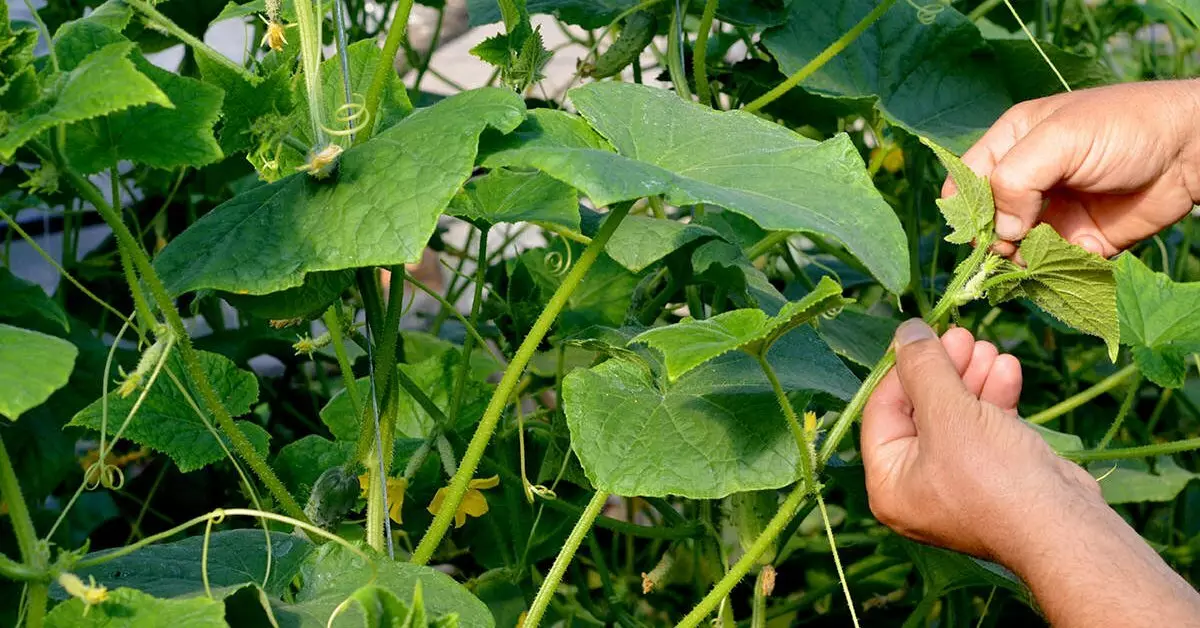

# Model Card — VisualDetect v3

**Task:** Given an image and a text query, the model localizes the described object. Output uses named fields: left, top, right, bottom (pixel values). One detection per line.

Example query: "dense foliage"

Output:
left=2, top=0, right=1200, bottom=626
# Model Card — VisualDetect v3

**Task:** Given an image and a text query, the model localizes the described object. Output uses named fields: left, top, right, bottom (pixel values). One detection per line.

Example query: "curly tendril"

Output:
left=321, top=94, right=370, bottom=138
left=906, top=0, right=952, bottom=25
left=544, top=239, right=574, bottom=277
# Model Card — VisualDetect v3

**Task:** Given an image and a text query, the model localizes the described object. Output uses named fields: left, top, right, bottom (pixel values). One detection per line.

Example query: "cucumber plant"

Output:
left=1, top=0, right=1199, bottom=626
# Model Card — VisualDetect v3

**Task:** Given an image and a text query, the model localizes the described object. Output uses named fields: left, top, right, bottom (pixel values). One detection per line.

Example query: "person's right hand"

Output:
left=947, top=80, right=1200, bottom=258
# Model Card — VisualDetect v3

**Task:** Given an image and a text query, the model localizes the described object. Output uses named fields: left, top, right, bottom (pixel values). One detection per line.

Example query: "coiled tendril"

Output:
left=544, top=238, right=574, bottom=277
left=906, top=0, right=952, bottom=25
left=321, top=93, right=370, bottom=138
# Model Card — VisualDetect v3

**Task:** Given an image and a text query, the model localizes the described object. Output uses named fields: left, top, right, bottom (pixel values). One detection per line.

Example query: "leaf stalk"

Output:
left=524, top=490, right=610, bottom=627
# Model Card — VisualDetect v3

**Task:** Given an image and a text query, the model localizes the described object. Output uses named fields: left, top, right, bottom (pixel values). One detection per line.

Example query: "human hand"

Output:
left=946, top=81, right=1200, bottom=258
left=860, top=320, right=1102, bottom=566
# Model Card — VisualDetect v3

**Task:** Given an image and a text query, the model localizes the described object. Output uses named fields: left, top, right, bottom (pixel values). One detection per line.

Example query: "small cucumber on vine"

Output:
left=304, top=465, right=361, bottom=529
left=581, top=11, right=658, bottom=79
left=729, top=489, right=779, bottom=566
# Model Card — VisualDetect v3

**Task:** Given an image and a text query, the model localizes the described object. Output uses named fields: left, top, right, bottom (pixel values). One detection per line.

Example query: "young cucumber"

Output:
left=583, top=11, right=658, bottom=79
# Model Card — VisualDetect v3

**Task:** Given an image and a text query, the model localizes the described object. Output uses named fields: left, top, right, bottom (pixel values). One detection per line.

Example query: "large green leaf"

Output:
left=564, top=327, right=858, bottom=498
left=1115, top=254, right=1200, bottom=388
left=68, top=530, right=315, bottom=600
left=46, top=588, right=226, bottom=628
left=1093, top=457, right=1199, bottom=505
left=1164, top=0, right=1200, bottom=28
left=0, top=324, right=78, bottom=420
left=504, top=242, right=642, bottom=337
left=631, top=276, right=849, bottom=381
left=0, top=267, right=68, bottom=330
left=155, top=88, right=525, bottom=296
left=483, top=82, right=910, bottom=293
left=762, top=1, right=1010, bottom=153
left=922, top=137, right=994, bottom=244
left=0, top=42, right=171, bottom=160
left=717, top=0, right=793, bottom=27
left=987, top=224, right=1119, bottom=360
left=70, top=350, right=267, bottom=472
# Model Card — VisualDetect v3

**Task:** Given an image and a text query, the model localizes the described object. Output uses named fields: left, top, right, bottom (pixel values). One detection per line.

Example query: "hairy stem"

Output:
left=0, top=436, right=40, bottom=571
left=33, top=142, right=307, bottom=523
left=448, top=229, right=489, bottom=425
left=666, top=0, right=692, bottom=100
left=358, top=0, right=416, bottom=145
left=744, top=0, right=899, bottom=112
left=525, top=490, right=610, bottom=627
left=692, top=0, right=719, bottom=107
left=1027, top=364, right=1139, bottom=425
left=1063, top=437, right=1200, bottom=463
left=324, top=307, right=364, bottom=423
left=1096, top=372, right=1141, bottom=450
left=410, top=203, right=632, bottom=565
left=125, top=0, right=255, bottom=81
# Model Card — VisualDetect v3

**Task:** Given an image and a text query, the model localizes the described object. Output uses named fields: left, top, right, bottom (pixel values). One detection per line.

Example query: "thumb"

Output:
left=893, top=320, right=973, bottom=428
left=989, top=121, right=1081, bottom=241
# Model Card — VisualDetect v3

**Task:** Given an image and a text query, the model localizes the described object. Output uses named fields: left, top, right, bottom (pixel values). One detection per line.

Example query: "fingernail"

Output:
left=895, top=319, right=935, bottom=347
left=994, top=213, right=1024, bottom=241
left=1073, top=235, right=1103, bottom=256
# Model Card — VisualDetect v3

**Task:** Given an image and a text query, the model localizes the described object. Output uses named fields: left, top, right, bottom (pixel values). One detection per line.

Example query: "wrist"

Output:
left=1174, top=79, right=1200, bottom=204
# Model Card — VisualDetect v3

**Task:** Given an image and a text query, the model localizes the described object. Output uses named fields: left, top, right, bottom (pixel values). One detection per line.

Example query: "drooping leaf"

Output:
left=0, top=267, right=68, bottom=330
left=0, top=42, right=171, bottom=160
left=1115, top=254, right=1200, bottom=388
left=1093, top=458, right=1199, bottom=505
left=605, top=215, right=725, bottom=273
left=921, top=137, right=995, bottom=244
left=447, top=168, right=580, bottom=230
left=69, top=350, right=267, bottom=472
left=564, top=327, right=859, bottom=498
left=483, top=82, right=910, bottom=293
left=45, top=588, right=227, bottom=628
left=762, top=1, right=1011, bottom=153
left=630, top=277, right=849, bottom=381
left=155, top=88, right=526, bottom=296
left=0, top=324, right=78, bottom=420
left=222, top=269, right=355, bottom=322
left=987, top=224, right=1119, bottom=360
left=897, top=538, right=1029, bottom=603
left=67, top=530, right=315, bottom=600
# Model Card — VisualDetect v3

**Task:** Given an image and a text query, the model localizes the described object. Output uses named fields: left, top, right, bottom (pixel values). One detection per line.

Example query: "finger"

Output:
left=941, top=327, right=976, bottom=375
left=893, top=320, right=972, bottom=427
left=990, top=240, right=1017, bottom=258
left=1041, top=195, right=1121, bottom=257
left=862, top=369, right=916, bottom=450
left=989, top=119, right=1087, bottom=241
left=962, top=340, right=999, bottom=396
left=941, top=111, right=1026, bottom=198
left=980, top=354, right=1023, bottom=413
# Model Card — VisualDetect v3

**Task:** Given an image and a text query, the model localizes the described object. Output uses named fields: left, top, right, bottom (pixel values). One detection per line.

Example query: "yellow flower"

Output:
left=58, top=573, right=108, bottom=615
left=260, top=19, right=290, bottom=51
left=427, top=475, right=500, bottom=528
left=358, top=473, right=407, bottom=524
left=870, top=145, right=905, bottom=174
left=803, top=410, right=819, bottom=437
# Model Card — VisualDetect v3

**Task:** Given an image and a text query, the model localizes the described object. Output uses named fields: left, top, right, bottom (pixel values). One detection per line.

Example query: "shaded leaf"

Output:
left=1093, top=458, right=1199, bottom=505
left=223, top=269, right=355, bottom=322
left=274, top=435, right=356, bottom=501
left=70, top=350, right=266, bottom=472
left=448, top=168, right=580, bottom=230
left=817, top=308, right=899, bottom=367
left=467, top=0, right=637, bottom=28
left=155, top=88, right=526, bottom=296
left=46, top=588, right=226, bottom=628
left=0, top=267, right=68, bottom=330
left=987, top=224, right=1119, bottom=360
left=483, top=82, right=910, bottom=293
left=921, top=137, right=994, bottom=244
left=1115, top=254, right=1200, bottom=388
left=605, top=215, right=724, bottom=273
left=0, top=324, right=78, bottom=420
left=989, top=39, right=1113, bottom=101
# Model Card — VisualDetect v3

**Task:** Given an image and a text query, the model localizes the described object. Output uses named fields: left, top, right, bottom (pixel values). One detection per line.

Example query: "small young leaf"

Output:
left=921, top=136, right=995, bottom=244
left=986, top=224, right=1119, bottom=360
left=1114, top=253, right=1200, bottom=388
left=631, top=276, right=850, bottom=381
left=605, top=215, right=724, bottom=273
left=46, top=588, right=227, bottom=628
left=195, top=50, right=293, bottom=155
left=70, top=350, right=264, bottom=472
left=0, top=42, right=171, bottom=160
left=0, top=324, right=78, bottom=420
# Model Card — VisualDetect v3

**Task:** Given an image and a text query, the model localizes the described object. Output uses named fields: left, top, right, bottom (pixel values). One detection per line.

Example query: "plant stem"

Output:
left=818, top=349, right=895, bottom=464
left=359, top=0, right=416, bottom=145
left=676, top=483, right=810, bottom=627
left=745, top=231, right=790, bottom=261
left=1063, top=437, right=1200, bottom=463
left=693, top=0, right=719, bottom=107
left=744, top=0, right=899, bottom=113
left=33, top=142, right=307, bottom=523
left=410, top=203, right=632, bottom=565
left=666, top=0, right=692, bottom=100
left=751, top=568, right=768, bottom=628
left=26, top=583, right=48, bottom=628
left=0, top=554, right=40, bottom=581
left=1027, top=364, right=1139, bottom=425
left=125, top=0, right=255, bottom=81
left=1096, top=372, right=1141, bottom=450
left=968, top=0, right=1006, bottom=21
left=448, top=230, right=489, bottom=424
left=324, top=307, right=364, bottom=423
left=525, top=490, right=610, bottom=627
left=0, top=436, right=40, bottom=571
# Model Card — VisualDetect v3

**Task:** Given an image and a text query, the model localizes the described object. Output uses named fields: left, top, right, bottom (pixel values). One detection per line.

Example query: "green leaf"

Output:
left=631, top=277, right=849, bottom=381
left=987, top=224, right=1119, bottom=361
left=223, top=269, right=355, bottom=322
left=0, top=267, right=68, bottom=330
left=69, top=350, right=266, bottom=472
left=0, top=324, right=78, bottom=420
left=605, top=215, right=724, bottom=273
left=46, top=588, right=226, bottom=628
left=64, top=53, right=224, bottom=173
left=1115, top=254, right=1200, bottom=388
left=717, top=0, right=793, bottom=27
left=921, top=137, right=995, bottom=244
left=212, top=0, right=329, bottom=23
left=67, top=530, right=315, bottom=600
left=195, top=50, right=293, bottom=155
left=897, top=538, right=1029, bottom=602
left=762, top=1, right=1010, bottom=153
left=0, top=42, right=171, bottom=160
left=817, top=308, right=899, bottom=367
left=483, top=82, right=909, bottom=293
left=564, top=327, right=858, bottom=498
left=1093, top=457, right=1199, bottom=505
left=692, top=240, right=787, bottom=313
left=467, top=0, right=638, bottom=28
left=297, top=40, right=414, bottom=144
left=988, top=39, right=1113, bottom=101
left=1164, top=0, right=1200, bottom=28
left=155, top=88, right=526, bottom=296
left=1030, top=423, right=1084, bottom=454
left=447, top=168, right=580, bottom=230
left=267, top=543, right=493, bottom=627
left=274, top=435, right=356, bottom=501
